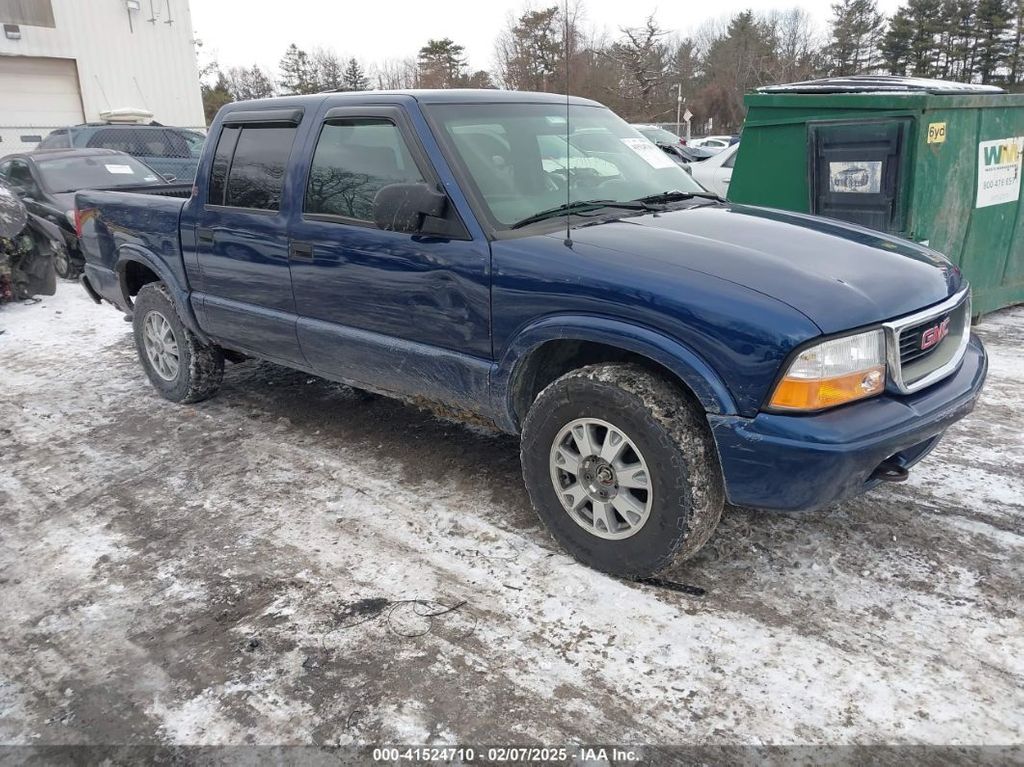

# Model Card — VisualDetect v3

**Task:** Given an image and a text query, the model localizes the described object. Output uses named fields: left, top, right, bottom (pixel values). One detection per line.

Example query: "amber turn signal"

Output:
left=769, top=329, right=887, bottom=412
left=770, top=366, right=885, bottom=410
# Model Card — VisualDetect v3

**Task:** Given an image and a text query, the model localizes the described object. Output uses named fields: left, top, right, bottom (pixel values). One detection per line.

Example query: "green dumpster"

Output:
left=728, top=76, right=1024, bottom=316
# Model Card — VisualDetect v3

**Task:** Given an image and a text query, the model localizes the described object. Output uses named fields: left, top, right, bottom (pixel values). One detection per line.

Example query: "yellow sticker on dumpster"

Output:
left=927, top=122, right=947, bottom=144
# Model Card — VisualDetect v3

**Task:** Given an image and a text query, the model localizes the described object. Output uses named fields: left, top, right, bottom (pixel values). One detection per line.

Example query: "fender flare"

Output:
left=115, top=245, right=210, bottom=344
left=494, top=315, right=737, bottom=429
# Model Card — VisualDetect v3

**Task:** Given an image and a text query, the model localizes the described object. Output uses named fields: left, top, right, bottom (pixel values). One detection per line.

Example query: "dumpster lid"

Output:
left=757, top=75, right=1005, bottom=95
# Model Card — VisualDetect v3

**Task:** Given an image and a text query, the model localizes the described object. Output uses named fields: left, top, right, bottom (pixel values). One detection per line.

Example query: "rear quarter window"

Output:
left=212, top=125, right=296, bottom=211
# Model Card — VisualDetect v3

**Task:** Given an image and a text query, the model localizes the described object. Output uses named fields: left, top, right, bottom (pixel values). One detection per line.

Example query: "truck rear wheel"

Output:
left=132, top=282, right=223, bottom=404
left=520, top=363, right=724, bottom=578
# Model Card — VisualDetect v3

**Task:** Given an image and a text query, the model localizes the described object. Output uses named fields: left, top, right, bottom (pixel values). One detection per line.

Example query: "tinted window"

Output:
left=35, top=155, right=161, bottom=193
left=87, top=128, right=175, bottom=158
left=225, top=126, right=295, bottom=211
left=304, top=119, right=425, bottom=221
left=39, top=130, right=70, bottom=149
left=723, top=150, right=737, bottom=169
left=208, top=126, right=239, bottom=206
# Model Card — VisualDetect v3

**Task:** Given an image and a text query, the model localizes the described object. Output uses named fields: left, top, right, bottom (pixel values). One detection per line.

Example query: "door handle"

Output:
left=289, top=241, right=314, bottom=260
left=197, top=227, right=215, bottom=244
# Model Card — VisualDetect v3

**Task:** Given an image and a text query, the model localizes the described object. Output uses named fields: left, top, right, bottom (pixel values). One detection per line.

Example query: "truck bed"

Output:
left=75, top=188, right=190, bottom=309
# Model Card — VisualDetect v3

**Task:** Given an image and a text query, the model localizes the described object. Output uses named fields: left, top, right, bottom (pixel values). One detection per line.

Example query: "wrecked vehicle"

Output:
left=0, top=182, right=57, bottom=303
left=75, top=91, right=987, bottom=577
left=0, top=149, right=190, bottom=279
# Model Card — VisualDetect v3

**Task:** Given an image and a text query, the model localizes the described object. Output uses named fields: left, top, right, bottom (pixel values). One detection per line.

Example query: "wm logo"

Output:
left=984, top=140, right=1022, bottom=166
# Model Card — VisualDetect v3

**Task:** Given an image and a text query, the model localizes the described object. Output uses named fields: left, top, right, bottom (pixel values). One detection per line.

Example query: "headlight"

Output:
left=769, top=329, right=886, bottom=411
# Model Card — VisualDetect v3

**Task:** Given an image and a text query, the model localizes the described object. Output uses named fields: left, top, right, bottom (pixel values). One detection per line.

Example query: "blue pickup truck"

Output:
left=75, top=90, right=987, bottom=577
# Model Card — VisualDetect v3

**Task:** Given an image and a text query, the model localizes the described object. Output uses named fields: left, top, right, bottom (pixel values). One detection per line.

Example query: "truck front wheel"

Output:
left=520, top=363, right=724, bottom=578
left=132, top=282, right=224, bottom=404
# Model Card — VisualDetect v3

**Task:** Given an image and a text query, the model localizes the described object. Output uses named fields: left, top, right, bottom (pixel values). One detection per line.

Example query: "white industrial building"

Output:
left=0, top=0, right=205, bottom=153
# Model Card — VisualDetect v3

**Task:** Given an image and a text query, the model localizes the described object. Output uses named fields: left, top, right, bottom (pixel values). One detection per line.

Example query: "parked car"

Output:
left=631, top=124, right=714, bottom=168
left=37, top=124, right=205, bottom=182
left=75, top=90, right=987, bottom=578
left=0, top=149, right=190, bottom=278
left=689, top=143, right=739, bottom=198
left=632, top=124, right=685, bottom=146
left=689, top=135, right=736, bottom=153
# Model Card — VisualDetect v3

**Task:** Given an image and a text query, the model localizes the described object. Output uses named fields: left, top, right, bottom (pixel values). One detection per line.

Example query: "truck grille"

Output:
left=898, top=310, right=953, bottom=366
left=884, top=287, right=971, bottom=395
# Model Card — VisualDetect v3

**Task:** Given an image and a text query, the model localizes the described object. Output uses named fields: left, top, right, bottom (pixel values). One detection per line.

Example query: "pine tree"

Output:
left=279, top=43, right=315, bottom=94
left=882, top=7, right=916, bottom=74
left=417, top=38, right=467, bottom=88
left=828, top=0, right=887, bottom=75
left=905, top=0, right=946, bottom=76
left=1008, top=0, right=1024, bottom=86
left=975, top=0, right=1012, bottom=81
left=494, top=6, right=564, bottom=91
left=201, top=71, right=233, bottom=124
left=942, top=0, right=979, bottom=82
left=341, top=58, right=370, bottom=91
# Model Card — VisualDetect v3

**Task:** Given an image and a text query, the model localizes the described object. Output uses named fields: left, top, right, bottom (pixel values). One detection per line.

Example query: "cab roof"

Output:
left=222, top=88, right=603, bottom=115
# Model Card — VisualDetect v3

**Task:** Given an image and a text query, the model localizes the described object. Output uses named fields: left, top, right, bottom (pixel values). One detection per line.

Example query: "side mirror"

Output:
left=373, top=183, right=447, bottom=234
left=163, top=175, right=177, bottom=183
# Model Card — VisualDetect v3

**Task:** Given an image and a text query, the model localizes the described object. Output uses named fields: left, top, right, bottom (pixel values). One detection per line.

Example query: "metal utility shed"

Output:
left=728, top=76, right=1024, bottom=317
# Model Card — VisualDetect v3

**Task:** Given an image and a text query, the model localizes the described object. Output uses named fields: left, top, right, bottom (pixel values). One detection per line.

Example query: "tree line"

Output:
left=200, top=0, right=1024, bottom=132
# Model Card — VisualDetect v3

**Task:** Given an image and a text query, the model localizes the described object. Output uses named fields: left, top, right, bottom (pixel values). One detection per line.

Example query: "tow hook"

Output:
left=870, top=459, right=910, bottom=483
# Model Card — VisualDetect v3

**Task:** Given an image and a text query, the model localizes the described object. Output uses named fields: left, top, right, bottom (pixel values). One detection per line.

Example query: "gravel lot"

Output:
left=1, top=283, right=1022, bottom=748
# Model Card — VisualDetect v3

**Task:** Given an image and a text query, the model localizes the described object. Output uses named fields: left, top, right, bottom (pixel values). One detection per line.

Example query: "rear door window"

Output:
left=223, top=126, right=296, bottom=211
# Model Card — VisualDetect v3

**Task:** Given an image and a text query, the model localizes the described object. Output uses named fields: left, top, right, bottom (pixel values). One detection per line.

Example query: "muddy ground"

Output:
left=0, top=284, right=1021, bottom=748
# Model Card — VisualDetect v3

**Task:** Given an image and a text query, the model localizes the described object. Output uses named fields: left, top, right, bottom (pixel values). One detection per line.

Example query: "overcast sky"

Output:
left=190, top=0, right=904, bottom=77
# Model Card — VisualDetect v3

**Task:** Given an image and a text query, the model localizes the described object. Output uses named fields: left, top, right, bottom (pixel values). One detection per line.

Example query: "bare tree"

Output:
left=371, top=58, right=419, bottom=90
left=600, top=15, right=672, bottom=119
left=226, top=65, right=275, bottom=101
left=311, top=47, right=344, bottom=92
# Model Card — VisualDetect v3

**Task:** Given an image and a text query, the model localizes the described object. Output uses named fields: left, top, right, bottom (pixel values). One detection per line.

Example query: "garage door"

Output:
left=0, top=56, right=84, bottom=152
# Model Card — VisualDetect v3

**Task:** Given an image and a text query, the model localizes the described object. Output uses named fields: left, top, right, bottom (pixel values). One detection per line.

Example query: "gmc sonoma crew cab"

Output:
left=76, top=91, right=988, bottom=577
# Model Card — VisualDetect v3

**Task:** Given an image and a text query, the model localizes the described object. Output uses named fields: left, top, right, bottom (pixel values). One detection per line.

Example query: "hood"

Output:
left=51, top=192, right=77, bottom=212
left=567, top=203, right=959, bottom=334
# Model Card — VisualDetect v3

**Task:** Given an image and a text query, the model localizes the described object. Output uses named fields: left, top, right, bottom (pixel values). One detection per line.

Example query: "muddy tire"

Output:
left=520, top=363, right=724, bottom=578
left=132, top=282, right=224, bottom=404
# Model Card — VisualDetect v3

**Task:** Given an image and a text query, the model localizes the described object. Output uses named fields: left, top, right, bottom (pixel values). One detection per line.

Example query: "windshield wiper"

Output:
left=633, top=190, right=721, bottom=204
left=509, top=199, right=657, bottom=230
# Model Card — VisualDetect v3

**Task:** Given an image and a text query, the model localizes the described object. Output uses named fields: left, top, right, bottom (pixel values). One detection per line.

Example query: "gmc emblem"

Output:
left=920, top=317, right=951, bottom=351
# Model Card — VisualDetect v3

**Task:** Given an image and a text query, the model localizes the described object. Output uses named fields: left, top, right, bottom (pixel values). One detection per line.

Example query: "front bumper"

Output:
left=707, top=336, right=988, bottom=511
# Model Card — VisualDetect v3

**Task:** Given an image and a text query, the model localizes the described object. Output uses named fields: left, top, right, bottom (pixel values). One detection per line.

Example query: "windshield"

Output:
left=425, top=103, right=704, bottom=228
left=637, top=126, right=680, bottom=145
left=36, top=155, right=162, bottom=193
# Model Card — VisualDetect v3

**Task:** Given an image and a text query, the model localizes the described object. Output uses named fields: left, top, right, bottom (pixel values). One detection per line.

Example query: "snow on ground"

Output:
left=0, top=284, right=1022, bottom=747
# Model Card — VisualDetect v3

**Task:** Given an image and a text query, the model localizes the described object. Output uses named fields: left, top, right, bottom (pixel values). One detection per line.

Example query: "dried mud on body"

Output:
left=0, top=285, right=1022, bottom=746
